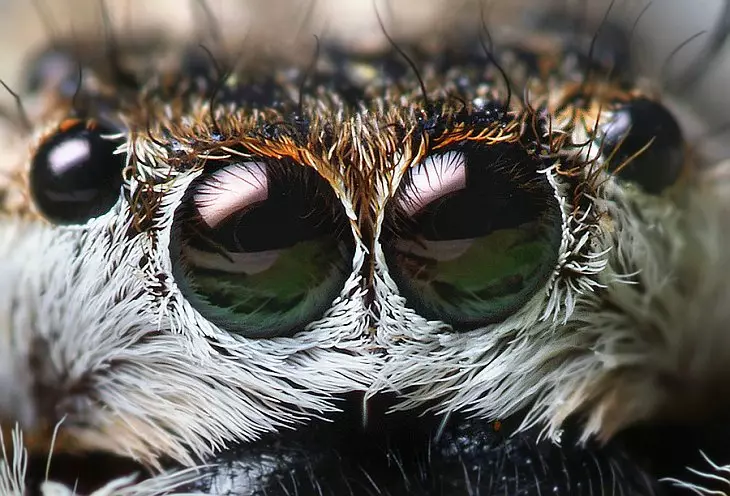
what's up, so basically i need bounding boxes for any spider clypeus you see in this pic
[2,1,730,495]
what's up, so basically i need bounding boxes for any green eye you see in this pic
[383,147,562,329]
[171,161,354,338]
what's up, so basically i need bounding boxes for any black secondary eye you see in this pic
[29,119,124,224]
[383,145,562,329]
[171,161,354,338]
[23,46,81,96]
[601,98,685,194]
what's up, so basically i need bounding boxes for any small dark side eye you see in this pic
[518,8,685,195]
[29,119,124,225]
[601,98,685,194]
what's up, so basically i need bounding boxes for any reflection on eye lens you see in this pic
[171,161,354,338]
[29,119,124,225]
[384,146,562,329]
[601,98,685,194]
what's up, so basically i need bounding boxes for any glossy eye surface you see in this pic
[383,146,561,328]
[171,161,354,338]
[601,98,685,194]
[29,119,124,224]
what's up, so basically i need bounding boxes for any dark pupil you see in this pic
[30,121,123,224]
[193,167,336,253]
[411,155,545,241]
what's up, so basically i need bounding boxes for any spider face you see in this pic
[2,2,730,495]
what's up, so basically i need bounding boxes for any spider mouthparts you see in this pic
[171,395,657,495]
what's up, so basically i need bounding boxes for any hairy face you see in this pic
[2,1,730,495]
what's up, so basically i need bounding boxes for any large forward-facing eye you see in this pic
[30,119,124,224]
[383,146,562,329]
[600,98,685,194]
[171,161,354,338]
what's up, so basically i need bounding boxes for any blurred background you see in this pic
[0,0,727,157]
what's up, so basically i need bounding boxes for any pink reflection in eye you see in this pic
[193,162,269,228]
[400,151,467,217]
[48,138,91,176]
